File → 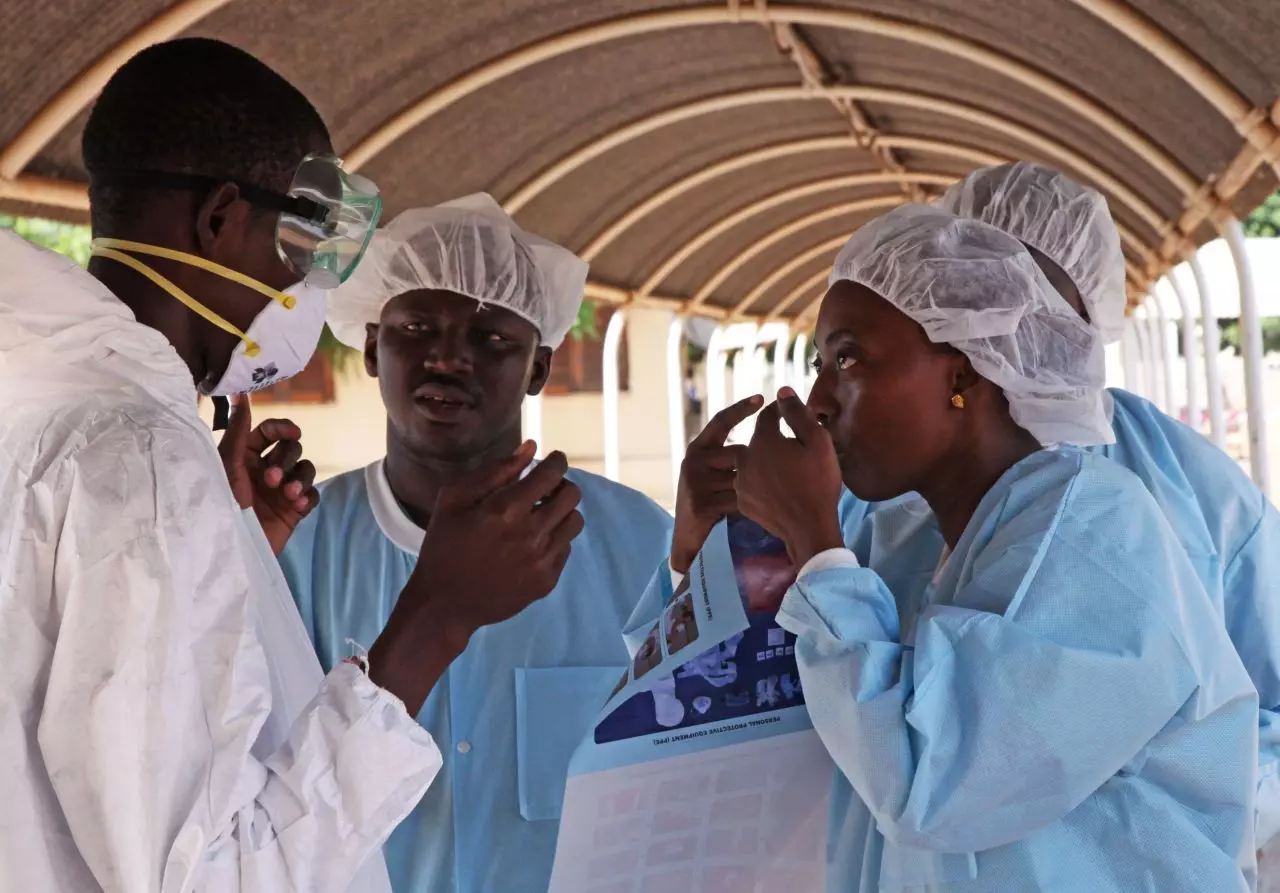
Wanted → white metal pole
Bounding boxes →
[1135,315,1150,402]
[772,328,791,393]
[1138,309,1159,404]
[1146,314,1165,411]
[1222,217,1270,494]
[601,309,627,482]
[729,326,758,443]
[666,314,686,498]
[1121,318,1141,394]
[1152,295,1177,418]
[733,324,760,403]
[522,394,544,458]
[1144,305,1162,411]
[705,325,728,418]
[1188,253,1226,448]
[1167,270,1201,433]
[791,332,808,399]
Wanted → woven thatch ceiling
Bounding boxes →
[2,0,1278,324]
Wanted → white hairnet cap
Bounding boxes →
[829,204,1114,447]
[326,193,588,349]
[936,161,1127,344]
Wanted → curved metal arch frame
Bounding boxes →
[551,85,1171,274]
[688,194,910,311]
[733,233,850,318]
[578,133,1009,264]
[1067,0,1259,136]
[696,189,1153,310]
[627,134,1156,308]
[642,184,1152,322]
[633,170,961,303]
[0,0,1269,328]
[2,0,1258,196]
[580,135,860,262]
[775,268,831,325]
[0,0,236,181]
[502,100,1002,218]
[341,4,1199,200]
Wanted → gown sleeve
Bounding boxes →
[1223,502,1280,845]
[36,419,441,893]
[777,466,1220,854]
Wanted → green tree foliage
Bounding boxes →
[0,214,92,266]
[1244,191,1280,238]
[571,300,598,340]
[1225,190,1280,355]
[1217,317,1280,357]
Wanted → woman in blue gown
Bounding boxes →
[732,204,1258,890]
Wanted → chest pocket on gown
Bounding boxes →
[515,665,627,821]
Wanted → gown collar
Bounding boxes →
[364,455,540,557]
[365,459,427,556]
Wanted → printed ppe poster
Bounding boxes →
[548,517,834,893]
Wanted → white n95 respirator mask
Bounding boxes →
[90,238,328,397]
[208,280,326,397]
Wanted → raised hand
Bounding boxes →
[735,387,843,568]
[216,393,319,555]
[369,442,584,714]
[671,394,763,573]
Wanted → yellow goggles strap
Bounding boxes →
[91,245,262,357]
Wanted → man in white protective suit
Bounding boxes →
[0,38,583,893]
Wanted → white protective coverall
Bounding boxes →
[0,232,442,893]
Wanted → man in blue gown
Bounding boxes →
[279,195,673,893]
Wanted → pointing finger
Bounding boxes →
[218,392,255,458]
[692,395,764,449]
[749,400,784,448]
[501,450,571,509]
[438,441,538,509]
[777,387,825,444]
[246,419,303,457]
[262,440,304,487]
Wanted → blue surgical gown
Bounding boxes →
[779,447,1258,891]
[1098,387,1280,839]
[839,490,911,543]
[280,461,673,893]
[839,386,1280,842]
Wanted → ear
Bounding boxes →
[950,354,983,400]
[527,345,554,396]
[195,182,252,259]
[364,323,380,378]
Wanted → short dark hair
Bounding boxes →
[83,38,329,235]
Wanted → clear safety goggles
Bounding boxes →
[272,153,382,289]
[87,153,382,289]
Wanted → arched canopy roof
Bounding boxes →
[1,0,1278,323]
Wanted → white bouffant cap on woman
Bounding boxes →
[829,203,1114,447]
[936,161,1127,345]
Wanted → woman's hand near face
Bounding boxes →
[671,394,764,573]
[736,387,844,568]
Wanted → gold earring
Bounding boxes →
[950,393,965,409]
